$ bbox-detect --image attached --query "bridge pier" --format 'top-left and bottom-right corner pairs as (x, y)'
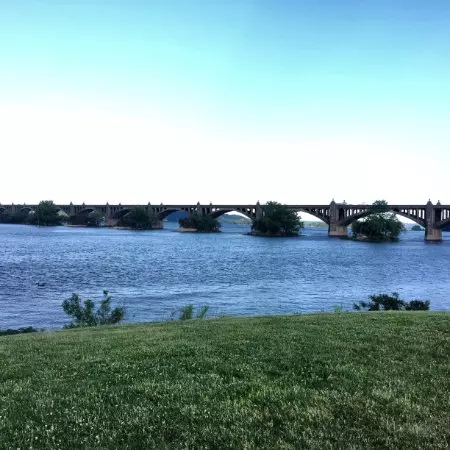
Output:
(425, 227), (442, 242)
(328, 224), (348, 237)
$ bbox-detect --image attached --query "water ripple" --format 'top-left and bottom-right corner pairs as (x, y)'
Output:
(0, 223), (449, 329)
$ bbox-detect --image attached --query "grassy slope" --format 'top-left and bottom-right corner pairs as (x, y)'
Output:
(0, 313), (449, 449)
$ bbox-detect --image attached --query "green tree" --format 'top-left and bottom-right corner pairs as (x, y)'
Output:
(411, 225), (422, 231)
(0, 209), (30, 224)
(0, 210), (13, 223)
(370, 200), (391, 213)
(28, 201), (62, 226)
(179, 213), (221, 232)
(118, 207), (154, 229)
(252, 201), (303, 235)
(86, 211), (104, 227)
(62, 290), (125, 328)
(352, 200), (405, 241)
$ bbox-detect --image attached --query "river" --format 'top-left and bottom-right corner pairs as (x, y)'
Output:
(0, 223), (449, 329)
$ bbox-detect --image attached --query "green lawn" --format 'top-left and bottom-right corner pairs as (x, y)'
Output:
(0, 313), (449, 449)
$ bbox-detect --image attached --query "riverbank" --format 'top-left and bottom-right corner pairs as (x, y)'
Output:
(1, 312), (448, 448)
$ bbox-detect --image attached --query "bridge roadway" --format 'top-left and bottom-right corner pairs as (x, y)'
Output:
(1, 200), (449, 241)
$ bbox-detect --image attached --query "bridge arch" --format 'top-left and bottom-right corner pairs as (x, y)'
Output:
(208, 209), (254, 221)
(293, 208), (330, 225)
(111, 208), (132, 220)
(339, 207), (426, 228)
(437, 217), (450, 230)
(57, 206), (71, 216)
(19, 206), (35, 214)
(74, 207), (101, 217)
(69, 208), (105, 225)
(155, 208), (195, 221)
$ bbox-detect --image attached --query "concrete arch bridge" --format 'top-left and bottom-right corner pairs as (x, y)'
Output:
(1, 200), (449, 241)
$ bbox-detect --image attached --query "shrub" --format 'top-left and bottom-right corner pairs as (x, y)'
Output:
(62, 290), (125, 328)
(196, 304), (209, 319)
(354, 293), (430, 311)
(404, 300), (430, 311)
(179, 304), (194, 320)
(175, 304), (209, 320)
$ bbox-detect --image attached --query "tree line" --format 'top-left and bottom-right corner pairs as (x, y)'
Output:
(0, 201), (63, 226)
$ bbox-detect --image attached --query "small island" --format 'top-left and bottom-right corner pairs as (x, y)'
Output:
(179, 214), (221, 232)
(117, 206), (162, 230)
(250, 201), (303, 237)
(351, 200), (405, 242)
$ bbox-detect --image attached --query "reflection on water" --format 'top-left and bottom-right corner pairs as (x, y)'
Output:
(0, 223), (449, 329)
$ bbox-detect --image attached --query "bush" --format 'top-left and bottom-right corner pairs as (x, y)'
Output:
(196, 304), (209, 318)
(179, 304), (194, 320)
(175, 304), (209, 320)
(62, 290), (125, 328)
(354, 293), (430, 311)
(405, 300), (430, 311)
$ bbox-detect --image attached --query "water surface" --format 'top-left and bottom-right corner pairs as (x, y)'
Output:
(0, 223), (449, 329)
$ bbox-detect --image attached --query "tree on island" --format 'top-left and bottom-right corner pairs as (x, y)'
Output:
(0, 208), (35, 224)
(351, 200), (405, 241)
(68, 210), (104, 227)
(251, 201), (303, 236)
(411, 225), (422, 231)
(0, 210), (13, 223)
(86, 211), (105, 227)
(179, 213), (221, 232)
(28, 200), (62, 226)
(118, 206), (156, 229)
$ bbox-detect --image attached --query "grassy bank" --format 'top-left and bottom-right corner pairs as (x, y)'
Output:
(1, 313), (449, 449)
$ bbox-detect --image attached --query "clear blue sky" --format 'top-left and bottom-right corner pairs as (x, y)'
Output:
(1, 1), (449, 205)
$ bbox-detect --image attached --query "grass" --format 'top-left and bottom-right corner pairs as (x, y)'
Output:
(0, 312), (449, 449)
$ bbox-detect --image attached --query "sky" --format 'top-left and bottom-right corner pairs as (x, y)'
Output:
(1, 0), (449, 206)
